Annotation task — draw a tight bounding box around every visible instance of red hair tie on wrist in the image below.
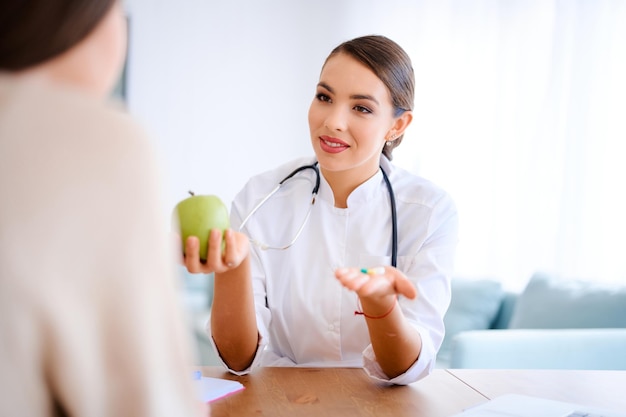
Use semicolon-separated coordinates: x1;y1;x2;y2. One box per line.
354;295;398;319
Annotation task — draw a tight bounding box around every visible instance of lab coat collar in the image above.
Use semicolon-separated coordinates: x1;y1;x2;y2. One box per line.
317;155;393;207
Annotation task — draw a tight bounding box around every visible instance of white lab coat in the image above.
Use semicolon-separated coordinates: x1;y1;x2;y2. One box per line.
208;155;458;385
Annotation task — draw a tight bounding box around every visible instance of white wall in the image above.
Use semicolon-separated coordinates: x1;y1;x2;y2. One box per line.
124;0;425;210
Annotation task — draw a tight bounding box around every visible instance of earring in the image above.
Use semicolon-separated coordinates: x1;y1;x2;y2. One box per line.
386;141;393;147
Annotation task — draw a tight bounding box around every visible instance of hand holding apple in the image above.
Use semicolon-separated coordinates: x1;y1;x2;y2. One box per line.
173;191;230;262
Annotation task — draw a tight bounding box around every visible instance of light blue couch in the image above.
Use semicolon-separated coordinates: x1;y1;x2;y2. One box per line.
438;272;626;369
179;268;221;366
182;268;626;369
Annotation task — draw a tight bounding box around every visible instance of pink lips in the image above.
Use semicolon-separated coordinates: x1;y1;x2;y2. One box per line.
319;135;349;154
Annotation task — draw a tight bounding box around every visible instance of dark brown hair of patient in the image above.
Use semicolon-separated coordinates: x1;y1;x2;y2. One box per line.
325;35;415;160
0;0;117;71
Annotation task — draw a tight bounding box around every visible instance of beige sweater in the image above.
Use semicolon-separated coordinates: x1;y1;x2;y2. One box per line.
0;75;205;417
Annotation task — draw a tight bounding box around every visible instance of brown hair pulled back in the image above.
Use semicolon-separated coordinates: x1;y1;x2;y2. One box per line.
325;35;415;160
0;0;116;71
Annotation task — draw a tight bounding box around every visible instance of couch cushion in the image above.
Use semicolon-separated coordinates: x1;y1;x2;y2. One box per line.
449;328;626;369
490;292;518;329
438;278;504;365
508;272;626;329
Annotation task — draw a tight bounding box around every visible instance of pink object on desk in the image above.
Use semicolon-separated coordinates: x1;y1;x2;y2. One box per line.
193;374;245;403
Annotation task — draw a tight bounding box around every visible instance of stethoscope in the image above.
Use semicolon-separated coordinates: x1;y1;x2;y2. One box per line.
239;162;398;268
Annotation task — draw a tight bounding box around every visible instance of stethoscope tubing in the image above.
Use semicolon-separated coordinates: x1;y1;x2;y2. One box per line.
380;167;398;268
280;162;398;268
239;161;398;267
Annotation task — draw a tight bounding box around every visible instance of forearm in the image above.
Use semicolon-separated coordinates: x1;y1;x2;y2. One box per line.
210;256;259;371
362;297;422;378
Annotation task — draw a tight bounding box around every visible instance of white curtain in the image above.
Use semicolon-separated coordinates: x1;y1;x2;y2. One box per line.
393;0;626;289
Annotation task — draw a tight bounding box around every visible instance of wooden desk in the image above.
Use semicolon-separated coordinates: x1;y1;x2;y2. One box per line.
201;367;487;417
447;369;626;412
201;367;626;416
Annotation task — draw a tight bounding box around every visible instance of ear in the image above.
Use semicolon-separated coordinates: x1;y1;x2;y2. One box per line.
386;111;413;140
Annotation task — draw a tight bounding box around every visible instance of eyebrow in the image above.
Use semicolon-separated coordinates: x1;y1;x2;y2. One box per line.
317;82;380;106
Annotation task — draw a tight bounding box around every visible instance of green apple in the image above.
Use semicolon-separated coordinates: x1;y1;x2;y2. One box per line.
174;191;230;262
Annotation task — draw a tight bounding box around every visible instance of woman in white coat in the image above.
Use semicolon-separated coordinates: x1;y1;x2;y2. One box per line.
184;35;458;385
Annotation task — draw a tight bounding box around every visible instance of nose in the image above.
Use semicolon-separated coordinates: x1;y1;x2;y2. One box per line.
323;105;348;132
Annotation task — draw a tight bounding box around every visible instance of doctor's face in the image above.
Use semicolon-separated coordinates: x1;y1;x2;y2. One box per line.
308;53;399;179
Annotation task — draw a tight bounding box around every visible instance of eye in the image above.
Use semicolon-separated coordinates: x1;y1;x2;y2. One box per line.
316;93;331;103
354;105;372;114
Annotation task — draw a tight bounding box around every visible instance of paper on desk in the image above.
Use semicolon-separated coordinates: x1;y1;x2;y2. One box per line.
193;375;245;403
450;393;626;417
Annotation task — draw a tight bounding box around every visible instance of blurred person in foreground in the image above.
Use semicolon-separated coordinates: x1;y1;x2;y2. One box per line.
0;1;207;416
